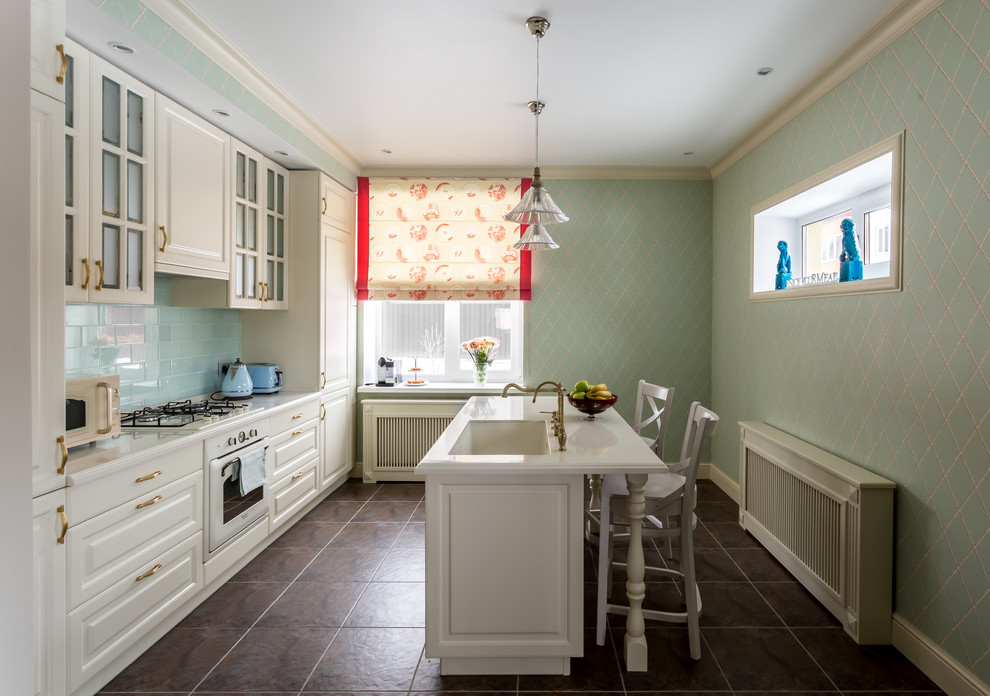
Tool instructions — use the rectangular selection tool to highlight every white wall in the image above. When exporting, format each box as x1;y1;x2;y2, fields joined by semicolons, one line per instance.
0;3;38;692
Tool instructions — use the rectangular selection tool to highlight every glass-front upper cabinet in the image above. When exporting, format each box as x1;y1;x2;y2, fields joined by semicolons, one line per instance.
64;39;90;303
264;163;288;309
231;141;263;308
87;52;154;304
229;139;288;310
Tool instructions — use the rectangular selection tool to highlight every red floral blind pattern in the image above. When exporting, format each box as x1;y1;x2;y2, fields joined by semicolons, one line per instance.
357;177;531;301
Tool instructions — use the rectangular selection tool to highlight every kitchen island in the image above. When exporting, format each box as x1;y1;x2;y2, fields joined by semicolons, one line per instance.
416;394;664;675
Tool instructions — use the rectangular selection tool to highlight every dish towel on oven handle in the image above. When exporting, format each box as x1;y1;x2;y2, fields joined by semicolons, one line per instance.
238;446;267;496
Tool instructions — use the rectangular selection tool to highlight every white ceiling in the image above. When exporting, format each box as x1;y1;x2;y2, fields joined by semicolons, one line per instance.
68;0;903;174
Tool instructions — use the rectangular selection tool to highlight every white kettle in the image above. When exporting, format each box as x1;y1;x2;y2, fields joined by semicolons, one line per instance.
221;358;253;399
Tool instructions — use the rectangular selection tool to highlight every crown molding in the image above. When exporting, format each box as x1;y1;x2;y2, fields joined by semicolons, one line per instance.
360;165;712;181
709;0;943;179
143;0;362;176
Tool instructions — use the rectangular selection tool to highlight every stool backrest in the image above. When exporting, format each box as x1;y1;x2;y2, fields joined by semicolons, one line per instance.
633;380;674;458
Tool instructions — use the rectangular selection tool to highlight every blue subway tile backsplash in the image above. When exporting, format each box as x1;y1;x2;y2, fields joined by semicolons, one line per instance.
65;275;241;409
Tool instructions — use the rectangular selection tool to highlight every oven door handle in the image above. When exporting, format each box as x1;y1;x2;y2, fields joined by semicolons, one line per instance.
218;443;268;478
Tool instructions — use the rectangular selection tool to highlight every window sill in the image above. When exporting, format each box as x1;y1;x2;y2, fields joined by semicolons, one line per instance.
358;382;510;396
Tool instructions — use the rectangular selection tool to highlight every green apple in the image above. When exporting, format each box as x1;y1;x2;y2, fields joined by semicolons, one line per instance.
574;379;590;393
571;391;587;399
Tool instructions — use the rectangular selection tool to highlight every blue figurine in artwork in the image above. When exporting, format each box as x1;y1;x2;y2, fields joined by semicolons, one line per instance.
775;240;792;290
839;217;863;282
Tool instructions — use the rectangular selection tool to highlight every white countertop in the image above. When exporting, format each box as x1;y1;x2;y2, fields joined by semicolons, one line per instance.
64;390;321;483
416;395;665;476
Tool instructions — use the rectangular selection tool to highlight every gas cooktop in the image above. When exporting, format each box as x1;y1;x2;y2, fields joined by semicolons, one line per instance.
121;398;264;431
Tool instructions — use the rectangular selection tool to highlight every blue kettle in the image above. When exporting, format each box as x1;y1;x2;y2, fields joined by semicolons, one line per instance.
221;358;253;399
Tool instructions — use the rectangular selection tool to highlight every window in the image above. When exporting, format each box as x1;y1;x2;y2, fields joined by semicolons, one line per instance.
804;209;850;273
363;301;524;383
865;206;891;263
750;131;904;300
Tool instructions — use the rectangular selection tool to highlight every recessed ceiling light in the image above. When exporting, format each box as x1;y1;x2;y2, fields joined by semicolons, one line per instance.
109;42;135;54
212;109;230;118
683;151;695;156
381;149;393;154
274;150;289;157
756;67;774;76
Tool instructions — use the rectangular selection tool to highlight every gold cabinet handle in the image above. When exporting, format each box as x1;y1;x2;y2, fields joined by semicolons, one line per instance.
135;563;162;582
320;404;326;422
321;196;327;215
265;282;271;301
291;470;305;480
56;44;67;85
257;281;265;301
94;259;104;291
321;371;326;389
291;428;303;435
135;495;162;510
57;435;67;475
135;470;163;483
81;257;90;290
57;505;68;545
159;225;167;253
291;412;304;419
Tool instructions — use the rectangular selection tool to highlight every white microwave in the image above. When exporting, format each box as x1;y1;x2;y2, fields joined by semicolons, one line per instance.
65;375;121;447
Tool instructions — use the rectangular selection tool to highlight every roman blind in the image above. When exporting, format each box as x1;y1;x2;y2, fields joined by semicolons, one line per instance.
357;177;532;301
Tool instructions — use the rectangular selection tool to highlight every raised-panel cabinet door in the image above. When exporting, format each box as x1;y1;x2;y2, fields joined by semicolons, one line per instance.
320;174;350;230
155;95;229;278
33;488;67;696
31;90;67;496
63;39;90;303
319;391;351;491
320;224;351;393
89;54;154;304
29;0;66;101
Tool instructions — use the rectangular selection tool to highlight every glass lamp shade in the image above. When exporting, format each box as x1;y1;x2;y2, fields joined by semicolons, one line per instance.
513;223;560;250
503;169;569;224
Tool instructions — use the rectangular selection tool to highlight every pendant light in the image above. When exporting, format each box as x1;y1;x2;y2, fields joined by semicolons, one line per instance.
508;15;568;251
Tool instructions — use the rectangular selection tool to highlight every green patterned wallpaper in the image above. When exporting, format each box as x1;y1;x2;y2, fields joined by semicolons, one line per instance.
712;0;989;684
526;179;713;458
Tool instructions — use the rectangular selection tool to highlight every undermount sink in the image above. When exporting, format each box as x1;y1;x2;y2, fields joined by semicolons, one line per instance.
449;420;551;456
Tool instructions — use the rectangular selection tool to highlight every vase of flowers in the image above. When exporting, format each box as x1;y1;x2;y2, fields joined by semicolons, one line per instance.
461;336;498;386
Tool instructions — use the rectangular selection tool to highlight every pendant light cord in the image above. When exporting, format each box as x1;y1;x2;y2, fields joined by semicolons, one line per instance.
534;34;541;168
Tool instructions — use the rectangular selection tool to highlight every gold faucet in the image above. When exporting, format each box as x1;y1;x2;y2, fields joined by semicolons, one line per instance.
500;382;535;398
532;381;567;452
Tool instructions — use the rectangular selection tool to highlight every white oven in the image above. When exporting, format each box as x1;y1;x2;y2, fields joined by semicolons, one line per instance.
205;421;270;559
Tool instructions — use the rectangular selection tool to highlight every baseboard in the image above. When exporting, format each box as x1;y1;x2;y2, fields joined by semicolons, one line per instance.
706;464;740;504
892;614;989;696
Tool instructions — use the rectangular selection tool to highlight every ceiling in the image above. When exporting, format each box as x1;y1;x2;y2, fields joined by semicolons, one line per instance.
67;0;903;175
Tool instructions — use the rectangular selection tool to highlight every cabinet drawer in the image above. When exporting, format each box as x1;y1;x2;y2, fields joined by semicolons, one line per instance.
269;458;319;531
68;471;203;610
270;417;319;481
68;533;203;692
270;398;320;435
69;441;202;523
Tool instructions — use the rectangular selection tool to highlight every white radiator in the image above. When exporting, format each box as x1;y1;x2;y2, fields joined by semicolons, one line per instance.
738;421;895;644
362;400;465;482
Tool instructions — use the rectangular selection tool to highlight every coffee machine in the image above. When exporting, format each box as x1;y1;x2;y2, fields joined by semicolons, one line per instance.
376;357;403;386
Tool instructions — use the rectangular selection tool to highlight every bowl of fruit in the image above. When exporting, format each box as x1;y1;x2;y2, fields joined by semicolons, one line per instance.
567;380;618;420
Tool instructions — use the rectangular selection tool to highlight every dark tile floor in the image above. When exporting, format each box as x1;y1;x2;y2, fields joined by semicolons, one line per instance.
98;479;945;695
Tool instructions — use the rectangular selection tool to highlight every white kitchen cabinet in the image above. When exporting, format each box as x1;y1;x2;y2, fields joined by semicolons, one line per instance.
67;533;203;693
63;39;91;304
229;141;265;306
33;489;67;696
67;470;203;610
154;94;229;278
262;160;289;308
267;396;320;530
31;88;67;496
30;0;66;100
320;389;353;491
86;52;155;304
242;171;354;392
